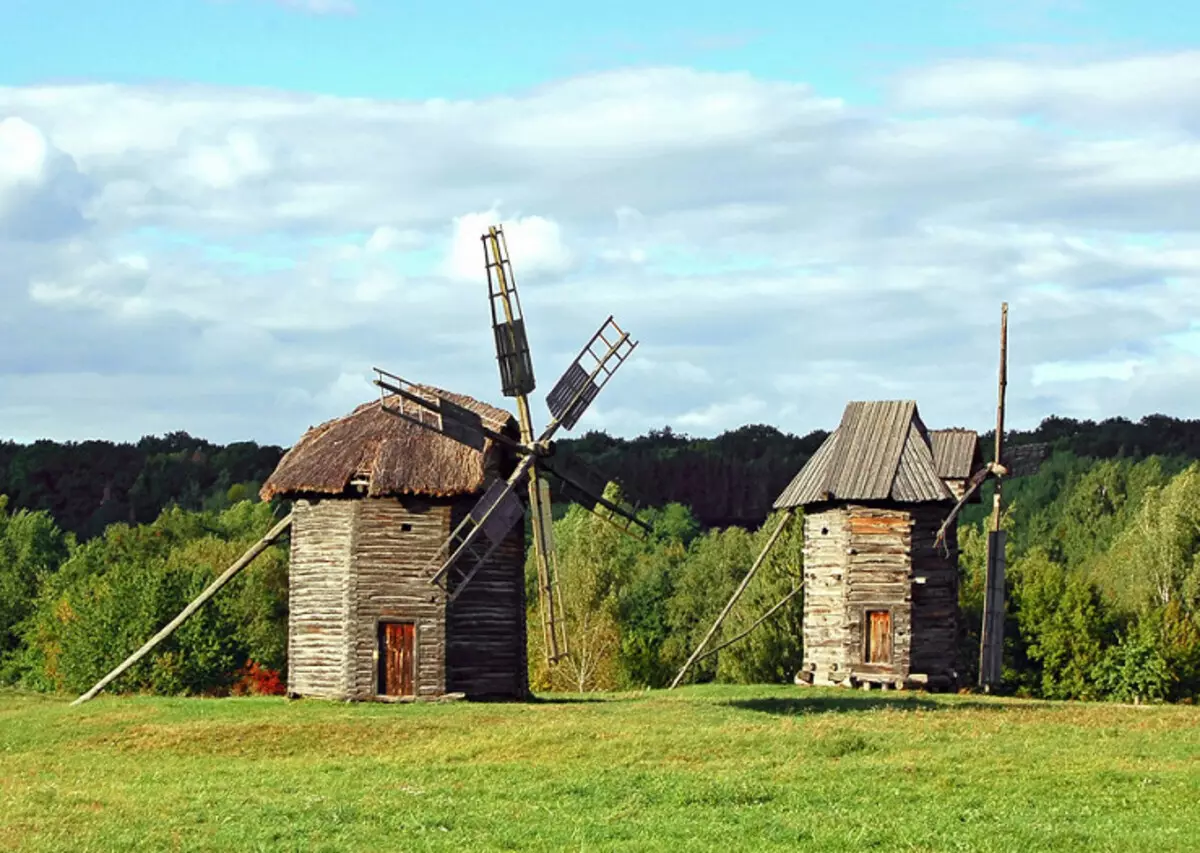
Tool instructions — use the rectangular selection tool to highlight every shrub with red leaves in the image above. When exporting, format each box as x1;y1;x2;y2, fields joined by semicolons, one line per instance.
232;660;286;696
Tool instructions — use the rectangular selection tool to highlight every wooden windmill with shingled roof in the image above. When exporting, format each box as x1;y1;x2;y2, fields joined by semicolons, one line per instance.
671;303;1048;693
671;399;983;690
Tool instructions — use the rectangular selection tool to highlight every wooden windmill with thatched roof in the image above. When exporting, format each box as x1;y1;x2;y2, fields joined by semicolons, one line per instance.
72;223;648;706
258;387;531;701
264;224;650;701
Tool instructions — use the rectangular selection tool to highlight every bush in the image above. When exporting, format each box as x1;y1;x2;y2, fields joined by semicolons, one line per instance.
0;496;70;682
1094;625;1174;705
19;502;288;696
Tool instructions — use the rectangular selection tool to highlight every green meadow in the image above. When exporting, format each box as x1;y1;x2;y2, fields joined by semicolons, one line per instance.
3;685;1199;852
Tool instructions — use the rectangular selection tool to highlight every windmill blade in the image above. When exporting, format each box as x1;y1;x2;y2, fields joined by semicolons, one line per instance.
541;449;650;512
482;226;536;400
540;455;652;540
543;316;638;438
1003;441;1050;479
427;454;535;600
373;368;525;454
933;465;994;550
528;472;568;662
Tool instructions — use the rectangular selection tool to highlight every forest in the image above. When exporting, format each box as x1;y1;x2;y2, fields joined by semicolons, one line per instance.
2;411;1200;703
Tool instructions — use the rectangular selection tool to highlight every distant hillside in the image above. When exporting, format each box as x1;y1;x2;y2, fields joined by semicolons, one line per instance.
3;413;1200;538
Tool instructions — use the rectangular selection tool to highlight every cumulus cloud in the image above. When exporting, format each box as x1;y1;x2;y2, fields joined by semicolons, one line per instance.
0;117;92;240
2;52;1200;445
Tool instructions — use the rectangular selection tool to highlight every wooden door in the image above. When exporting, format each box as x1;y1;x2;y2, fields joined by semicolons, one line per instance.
865;610;892;664
379;622;415;697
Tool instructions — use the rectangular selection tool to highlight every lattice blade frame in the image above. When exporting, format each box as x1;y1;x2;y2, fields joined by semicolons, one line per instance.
374;368;524;454
471;480;527;546
545;316;637;434
426;455;534;591
541;456;652;540
483;226;536;397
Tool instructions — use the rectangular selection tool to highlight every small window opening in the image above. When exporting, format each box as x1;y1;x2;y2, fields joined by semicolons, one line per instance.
400;523;413;532
821;526;829;535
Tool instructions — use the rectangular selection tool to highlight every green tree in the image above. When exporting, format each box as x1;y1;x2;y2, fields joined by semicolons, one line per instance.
1094;621;1174;704
0;496;71;681
1105;464;1200;613
1012;547;1115;700
528;483;636;693
19;502;288;695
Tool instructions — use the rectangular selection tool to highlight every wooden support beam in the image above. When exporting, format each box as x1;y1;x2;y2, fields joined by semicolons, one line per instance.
694;581;804;664
71;514;294;707
979;301;1008;691
669;509;794;689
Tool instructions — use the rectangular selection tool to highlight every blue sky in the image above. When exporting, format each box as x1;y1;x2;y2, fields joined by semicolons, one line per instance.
5;0;1196;100
2;0;1200;444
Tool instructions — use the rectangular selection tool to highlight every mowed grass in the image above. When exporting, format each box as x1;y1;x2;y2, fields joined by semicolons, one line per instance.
2;686;1199;852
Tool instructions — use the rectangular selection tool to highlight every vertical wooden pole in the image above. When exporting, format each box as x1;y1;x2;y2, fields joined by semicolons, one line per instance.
979;303;1008;690
992;303;1008;536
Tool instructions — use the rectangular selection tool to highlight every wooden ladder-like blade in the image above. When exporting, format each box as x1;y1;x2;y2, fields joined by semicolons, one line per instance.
540;456;651;541
427;456;532;600
483;227;537;398
374;367;523;454
541;316;637;442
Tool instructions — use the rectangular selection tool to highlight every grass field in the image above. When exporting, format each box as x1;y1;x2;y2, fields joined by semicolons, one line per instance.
2;685;1199;852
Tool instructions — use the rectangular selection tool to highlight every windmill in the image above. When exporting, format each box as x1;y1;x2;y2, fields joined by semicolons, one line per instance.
932;302;1048;690
669;303;1048;692
372;224;650;666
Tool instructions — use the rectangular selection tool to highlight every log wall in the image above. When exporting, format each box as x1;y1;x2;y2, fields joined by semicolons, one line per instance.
287;499;355;698
287;493;528;701
908;504;960;687
801;507;850;685
445;501;529;699
800;501;961;690
844;506;913;685
348;496;452;699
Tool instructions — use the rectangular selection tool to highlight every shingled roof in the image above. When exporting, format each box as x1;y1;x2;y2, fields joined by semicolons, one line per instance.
929;429;982;480
260;386;517;501
773;400;956;508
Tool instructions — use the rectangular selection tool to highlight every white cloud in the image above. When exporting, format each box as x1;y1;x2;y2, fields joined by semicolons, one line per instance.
0;116;91;240
3;52;1200;445
893;51;1200;128
0;117;51;186
676;395;769;432
443;209;574;283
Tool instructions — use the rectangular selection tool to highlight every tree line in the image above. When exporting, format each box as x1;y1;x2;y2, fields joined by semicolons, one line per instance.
5;412;1200;538
2;412;1200;702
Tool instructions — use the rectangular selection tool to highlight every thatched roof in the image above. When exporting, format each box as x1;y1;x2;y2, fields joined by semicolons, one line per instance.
260;386;517;501
774;400;955;508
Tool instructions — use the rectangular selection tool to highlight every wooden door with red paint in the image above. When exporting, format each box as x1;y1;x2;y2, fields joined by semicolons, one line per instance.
379;622;415;697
